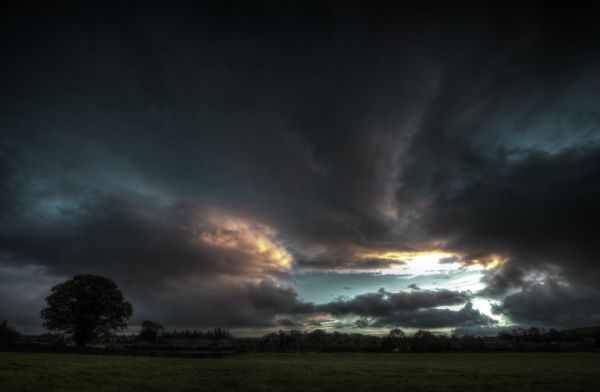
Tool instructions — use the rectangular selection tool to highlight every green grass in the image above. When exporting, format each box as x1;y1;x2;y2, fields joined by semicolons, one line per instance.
1;352;600;391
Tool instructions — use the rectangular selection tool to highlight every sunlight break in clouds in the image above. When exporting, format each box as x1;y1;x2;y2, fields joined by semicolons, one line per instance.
199;212;293;270
368;251;507;276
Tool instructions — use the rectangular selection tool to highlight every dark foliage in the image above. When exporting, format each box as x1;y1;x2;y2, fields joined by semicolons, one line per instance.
40;275;132;347
250;327;600;353
139;320;164;344
2;326;600;356
0;320;20;347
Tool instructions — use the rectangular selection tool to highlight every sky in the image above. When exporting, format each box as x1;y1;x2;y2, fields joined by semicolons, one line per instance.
1;1;600;336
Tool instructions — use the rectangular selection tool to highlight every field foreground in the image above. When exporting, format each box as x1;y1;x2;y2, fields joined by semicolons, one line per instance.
1;352;600;392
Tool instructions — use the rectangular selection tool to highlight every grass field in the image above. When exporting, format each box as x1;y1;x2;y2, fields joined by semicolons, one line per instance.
1;352;600;391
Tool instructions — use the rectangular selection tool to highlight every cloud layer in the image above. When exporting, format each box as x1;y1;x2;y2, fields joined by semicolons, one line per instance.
1;2;600;332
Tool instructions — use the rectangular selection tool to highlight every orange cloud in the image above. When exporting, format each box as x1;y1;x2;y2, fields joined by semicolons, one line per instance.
198;212;293;270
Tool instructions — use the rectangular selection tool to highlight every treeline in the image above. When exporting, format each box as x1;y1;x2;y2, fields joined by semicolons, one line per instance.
3;319;600;354
112;325;600;352
106;326;236;350
251;327;600;352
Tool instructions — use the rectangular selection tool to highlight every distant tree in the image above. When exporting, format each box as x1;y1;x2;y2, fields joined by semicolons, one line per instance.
207;328;232;341
205;328;233;348
594;327;600;348
139;320;164;343
307;329;327;348
40;275;132;347
382;328;406;352
526;327;543;343
547;328;560;342
389;328;405;339
498;331;512;341
288;330;303;349
460;334;484;351
412;330;437;352
261;332;279;350
0;320;20;345
413;329;435;340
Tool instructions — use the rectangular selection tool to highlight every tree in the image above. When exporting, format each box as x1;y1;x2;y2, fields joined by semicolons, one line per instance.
139;320;164;343
40;274;132;347
207;327;232;341
382;328;406;352
412;330;437;352
0;320;20;345
389;328;405;339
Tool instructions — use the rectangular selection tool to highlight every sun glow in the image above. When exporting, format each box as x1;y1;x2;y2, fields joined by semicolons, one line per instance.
359;250;457;274
361;250;455;262
382;251;461;275
199;214;293;268
359;249;508;276
468;254;507;270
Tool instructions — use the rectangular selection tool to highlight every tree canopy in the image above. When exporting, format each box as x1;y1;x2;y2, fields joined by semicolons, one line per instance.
139;320;164;343
40;274;132;346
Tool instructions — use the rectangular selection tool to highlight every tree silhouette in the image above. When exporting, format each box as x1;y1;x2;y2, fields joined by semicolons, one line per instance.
40;274;132;347
0;320;20;345
139;320;164;343
389;328;405;339
382;328;406;351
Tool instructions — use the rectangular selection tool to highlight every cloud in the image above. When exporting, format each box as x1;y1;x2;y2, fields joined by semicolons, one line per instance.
438;257;459;265
492;279;600;328
0;191;306;328
389;2;600;301
0;197;292;280
354;319;369;328
1;2;600;331
415;147;600;282
479;263;527;297
135;277;312;328
298;288;494;329
404;141;600;317
389;15;600;318
373;302;496;329
318;288;470;317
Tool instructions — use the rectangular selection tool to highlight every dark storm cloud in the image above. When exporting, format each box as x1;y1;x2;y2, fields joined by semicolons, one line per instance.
297;287;494;329
0;1;444;273
413;147;600;284
0;187;321;327
386;2;600;326
491;279;600;328
405;143;600;320
305;288;495;329
318;288;470;317
372;302;496;329
291;287;494;329
0;196;282;280
1;1;600;330
479;263;526;297
138;278;313;328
